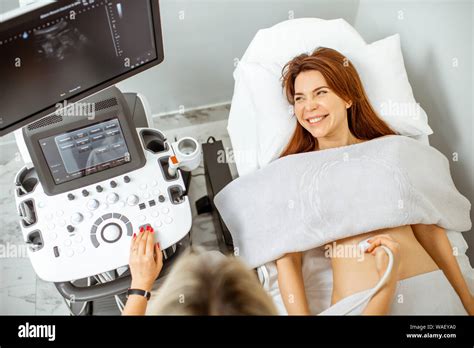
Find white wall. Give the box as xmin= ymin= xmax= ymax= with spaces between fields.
xmin=0 ymin=0 xmax=19 ymax=16
xmin=117 ymin=0 xmax=360 ymax=115
xmin=353 ymin=0 xmax=474 ymax=261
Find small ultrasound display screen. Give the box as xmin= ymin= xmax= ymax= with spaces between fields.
xmin=39 ymin=118 xmax=130 ymax=184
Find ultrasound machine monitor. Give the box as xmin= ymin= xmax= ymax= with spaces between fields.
xmin=0 ymin=0 xmax=164 ymax=136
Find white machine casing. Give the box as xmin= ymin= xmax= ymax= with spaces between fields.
xmin=14 ymin=126 xmax=195 ymax=282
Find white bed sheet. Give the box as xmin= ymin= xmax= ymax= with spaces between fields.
xmin=258 ymin=230 xmax=474 ymax=315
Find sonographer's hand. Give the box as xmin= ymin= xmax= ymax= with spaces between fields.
xmin=129 ymin=226 xmax=163 ymax=291
xmin=361 ymin=234 xmax=401 ymax=315
xmin=365 ymin=234 xmax=401 ymax=280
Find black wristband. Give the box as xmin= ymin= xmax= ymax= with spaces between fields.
xmin=127 ymin=288 xmax=151 ymax=300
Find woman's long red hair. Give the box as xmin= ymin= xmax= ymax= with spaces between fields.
xmin=280 ymin=47 xmax=396 ymax=157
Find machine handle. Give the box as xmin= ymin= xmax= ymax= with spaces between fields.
xmin=54 ymin=274 xmax=132 ymax=302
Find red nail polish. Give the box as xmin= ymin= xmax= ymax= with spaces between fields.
xmin=140 ymin=227 xmax=144 ymax=232
xmin=151 ymin=229 xmax=154 ymax=233
xmin=146 ymin=225 xmax=151 ymax=231
xmin=133 ymin=233 xmax=136 ymax=239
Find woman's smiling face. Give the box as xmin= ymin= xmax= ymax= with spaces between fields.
xmin=293 ymin=70 xmax=352 ymax=139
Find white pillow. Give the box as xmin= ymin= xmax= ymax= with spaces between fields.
xmin=348 ymin=34 xmax=432 ymax=137
xmin=227 ymin=66 xmax=261 ymax=174
xmin=228 ymin=19 xmax=433 ymax=175
xmin=241 ymin=18 xmax=367 ymax=66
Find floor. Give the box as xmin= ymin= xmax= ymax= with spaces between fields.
xmin=0 ymin=103 xmax=236 ymax=315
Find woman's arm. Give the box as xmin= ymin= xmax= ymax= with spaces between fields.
xmin=412 ymin=224 xmax=473 ymax=314
xmin=362 ymin=235 xmax=401 ymax=315
xmin=362 ymin=279 xmax=397 ymax=315
xmin=276 ymin=252 xmax=311 ymax=315
xmin=122 ymin=227 xmax=163 ymax=316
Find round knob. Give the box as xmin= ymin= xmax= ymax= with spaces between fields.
xmin=158 ymin=195 xmax=165 ymax=203
xmin=96 ymin=185 xmax=103 ymax=193
xmin=110 ymin=180 xmax=117 ymax=188
xmin=87 ymin=199 xmax=100 ymax=210
xmin=126 ymin=194 xmax=139 ymax=206
xmin=106 ymin=193 xmax=119 ymax=204
xmin=71 ymin=212 xmax=84 ymax=224
xmin=67 ymin=225 xmax=75 ymax=233
xmin=67 ymin=193 xmax=75 ymax=201
xmin=101 ymin=223 xmax=122 ymax=243
xmin=124 ymin=176 xmax=130 ymax=183
xmin=82 ymin=189 xmax=89 ymax=197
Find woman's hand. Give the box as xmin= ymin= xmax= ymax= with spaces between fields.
xmin=129 ymin=226 xmax=163 ymax=292
xmin=366 ymin=234 xmax=401 ymax=281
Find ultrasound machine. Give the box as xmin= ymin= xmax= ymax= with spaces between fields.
xmin=1 ymin=0 xmax=204 ymax=314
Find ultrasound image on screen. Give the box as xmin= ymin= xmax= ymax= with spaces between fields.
xmin=39 ymin=118 xmax=131 ymax=184
xmin=0 ymin=0 xmax=157 ymax=131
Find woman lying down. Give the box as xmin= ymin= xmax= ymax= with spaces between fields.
xmin=214 ymin=47 xmax=474 ymax=315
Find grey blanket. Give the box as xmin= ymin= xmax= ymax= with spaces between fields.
xmin=214 ymin=135 xmax=471 ymax=268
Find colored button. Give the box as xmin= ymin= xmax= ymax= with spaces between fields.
xmin=120 ymin=216 xmax=130 ymax=224
xmin=126 ymin=222 xmax=133 ymax=236
xmin=90 ymin=234 xmax=100 ymax=248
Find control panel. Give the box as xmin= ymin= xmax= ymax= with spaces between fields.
xmin=15 ymin=127 xmax=194 ymax=282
